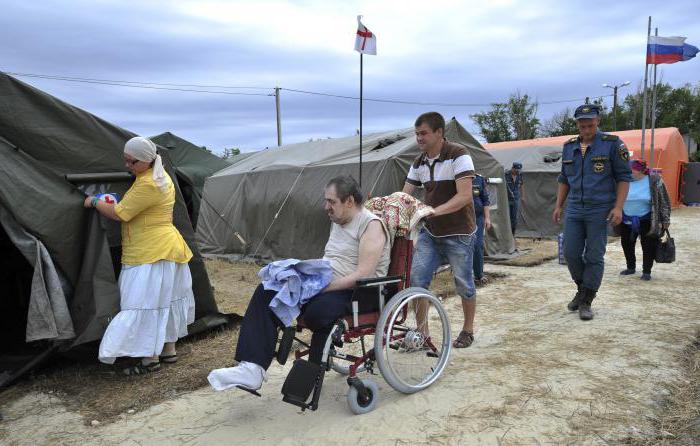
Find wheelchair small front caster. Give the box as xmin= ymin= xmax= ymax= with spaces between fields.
xmin=346 ymin=378 xmax=379 ymax=414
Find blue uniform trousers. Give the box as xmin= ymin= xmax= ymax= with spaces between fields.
xmin=508 ymin=201 xmax=518 ymax=236
xmin=235 ymin=284 xmax=352 ymax=369
xmin=473 ymin=214 xmax=485 ymax=280
xmin=563 ymin=204 xmax=611 ymax=292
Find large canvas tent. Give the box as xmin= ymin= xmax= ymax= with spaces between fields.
xmin=486 ymin=127 xmax=688 ymax=237
xmin=485 ymin=145 xmax=564 ymax=237
xmin=149 ymin=132 xmax=231 ymax=228
xmin=0 ymin=73 xmax=222 ymax=387
xmin=197 ymin=118 xmax=516 ymax=261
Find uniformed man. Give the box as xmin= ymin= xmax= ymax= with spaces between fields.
xmin=472 ymin=174 xmax=492 ymax=285
xmin=552 ymin=104 xmax=632 ymax=320
xmin=505 ymin=162 xmax=524 ymax=237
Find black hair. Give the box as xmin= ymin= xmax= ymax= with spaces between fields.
xmin=414 ymin=112 xmax=446 ymax=133
xmin=326 ymin=175 xmax=363 ymax=207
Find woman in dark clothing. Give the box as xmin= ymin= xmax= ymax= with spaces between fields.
xmin=618 ymin=159 xmax=671 ymax=281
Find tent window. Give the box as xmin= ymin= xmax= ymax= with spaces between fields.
xmin=371 ymin=135 xmax=406 ymax=151
xmin=543 ymin=152 xmax=561 ymax=163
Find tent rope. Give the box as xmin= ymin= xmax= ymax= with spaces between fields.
xmin=252 ymin=166 xmax=306 ymax=257
xmin=367 ymin=159 xmax=390 ymax=197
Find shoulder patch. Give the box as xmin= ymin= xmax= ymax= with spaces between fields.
xmin=618 ymin=146 xmax=630 ymax=161
xmin=601 ymin=134 xmax=620 ymax=141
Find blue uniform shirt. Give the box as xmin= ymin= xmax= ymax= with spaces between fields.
xmin=505 ymin=170 xmax=523 ymax=203
xmin=558 ymin=131 xmax=632 ymax=207
xmin=472 ymin=174 xmax=490 ymax=217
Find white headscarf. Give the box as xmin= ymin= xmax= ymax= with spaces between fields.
xmin=124 ymin=136 xmax=169 ymax=193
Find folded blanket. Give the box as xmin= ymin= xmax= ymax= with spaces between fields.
xmin=259 ymin=258 xmax=333 ymax=327
xmin=365 ymin=192 xmax=434 ymax=244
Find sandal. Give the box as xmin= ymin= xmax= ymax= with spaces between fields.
xmin=453 ymin=330 xmax=474 ymax=348
xmin=160 ymin=354 xmax=178 ymax=364
xmin=123 ymin=361 xmax=161 ymax=376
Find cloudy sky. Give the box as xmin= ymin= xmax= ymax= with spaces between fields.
xmin=2 ymin=0 xmax=699 ymax=154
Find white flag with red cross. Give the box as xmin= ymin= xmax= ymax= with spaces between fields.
xmin=354 ymin=16 xmax=376 ymax=55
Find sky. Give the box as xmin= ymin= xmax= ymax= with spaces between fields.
xmin=2 ymin=0 xmax=699 ymax=154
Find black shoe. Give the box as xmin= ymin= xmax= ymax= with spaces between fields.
xmin=578 ymin=288 xmax=596 ymax=321
xmin=567 ymin=283 xmax=583 ymax=311
xmin=619 ymin=268 xmax=636 ymax=275
xmin=641 ymin=273 xmax=651 ymax=281
xmin=578 ymin=304 xmax=593 ymax=320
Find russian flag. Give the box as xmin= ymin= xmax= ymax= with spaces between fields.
xmin=647 ymin=36 xmax=699 ymax=64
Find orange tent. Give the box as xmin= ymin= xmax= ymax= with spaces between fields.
xmin=486 ymin=127 xmax=688 ymax=207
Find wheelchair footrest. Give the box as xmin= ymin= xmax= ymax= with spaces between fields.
xmin=281 ymin=359 xmax=324 ymax=410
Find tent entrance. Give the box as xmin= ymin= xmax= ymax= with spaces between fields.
xmin=0 ymin=224 xmax=56 ymax=387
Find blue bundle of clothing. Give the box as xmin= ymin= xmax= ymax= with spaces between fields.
xmin=259 ymin=258 xmax=333 ymax=327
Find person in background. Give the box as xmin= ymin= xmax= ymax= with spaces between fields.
xmin=85 ymin=136 xmax=195 ymax=375
xmin=505 ymin=162 xmax=524 ymax=237
xmin=472 ymin=174 xmax=492 ymax=286
xmin=617 ymin=159 xmax=671 ymax=281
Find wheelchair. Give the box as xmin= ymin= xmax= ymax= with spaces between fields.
xmin=275 ymin=236 xmax=452 ymax=414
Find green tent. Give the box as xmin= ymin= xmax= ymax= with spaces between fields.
xmin=196 ymin=118 xmax=516 ymax=261
xmin=149 ymin=132 xmax=231 ymax=228
xmin=0 ymin=72 xmax=223 ymax=387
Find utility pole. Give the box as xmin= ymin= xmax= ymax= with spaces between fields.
xmin=602 ymin=81 xmax=631 ymax=130
xmin=275 ymin=87 xmax=282 ymax=147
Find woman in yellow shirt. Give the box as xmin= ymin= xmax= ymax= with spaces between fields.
xmin=84 ymin=136 xmax=194 ymax=375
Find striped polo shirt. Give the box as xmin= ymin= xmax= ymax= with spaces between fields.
xmin=406 ymin=140 xmax=477 ymax=236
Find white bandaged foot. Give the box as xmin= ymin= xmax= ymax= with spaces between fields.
xmin=207 ymin=361 xmax=267 ymax=392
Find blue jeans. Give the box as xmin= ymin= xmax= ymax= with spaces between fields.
xmin=473 ymin=215 xmax=485 ymax=280
xmin=411 ymin=229 xmax=476 ymax=300
xmin=563 ymin=204 xmax=611 ymax=292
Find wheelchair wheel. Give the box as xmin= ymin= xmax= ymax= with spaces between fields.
xmin=346 ymin=379 xmax=379 ymax=415
xmin=374 ymin=287 xmax=451 ymax=394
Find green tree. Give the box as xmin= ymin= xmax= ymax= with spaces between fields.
xmin=221 ymin=147 xmax=241 ymax=159
xmin=470 ymin=92 xmax=539 ymax=142
xmin=539 ymin=108 xmax=579 ymax=137
xmin=616 ymin=82 xmax=700 ymax=140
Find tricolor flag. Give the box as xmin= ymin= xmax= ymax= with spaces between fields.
xmin=647 ymin=36 xmax=698 ymax=64
xmin=354 ymin=16 xmax=376 ymax=55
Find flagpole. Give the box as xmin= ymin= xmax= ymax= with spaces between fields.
xmin=640 ymin=16 xmax=651 ymax=160
xmin=359 ymin=53 xmax=363 ymax=188
xmin=650 ymin=27 xmax=659 ymax=170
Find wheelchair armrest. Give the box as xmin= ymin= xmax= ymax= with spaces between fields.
xmin=354 ymin=275 xmax=403 ymax=288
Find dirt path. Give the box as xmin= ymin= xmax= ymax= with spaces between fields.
xmin=2 ymin=208 xmax=698 ymax=445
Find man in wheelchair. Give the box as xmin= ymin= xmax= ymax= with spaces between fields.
xmin=208 ymin=175 xmax=391 ymax=395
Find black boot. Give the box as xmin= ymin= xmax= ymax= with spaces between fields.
xmin=567 ymin=282 xmax=583 ymax=311
xmin=578 ymin=288 xmax=596 ymax=321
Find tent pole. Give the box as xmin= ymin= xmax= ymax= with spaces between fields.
xmin=650 ymin=27 xmax=658 ymax=170
xmin=640 ymin=16 xmax=651 ymax=159
xmin=275 ymin=87 xmax=282 ymax=147
xmin=359 ymin=53 xmax=363 ymax=188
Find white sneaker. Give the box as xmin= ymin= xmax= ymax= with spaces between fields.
xmin=208 ymin=361 xmax=267 ymax=392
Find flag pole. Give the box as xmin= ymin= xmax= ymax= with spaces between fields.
xmin=359 ymin=52 xmax=363 ymax=188
xmin=640 ymin=16 xmax=651 ymax=160
xmin=650 ymin=27 xmax=659 ymax=170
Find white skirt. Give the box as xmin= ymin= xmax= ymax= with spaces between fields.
xmin=98 ymin=260 xmax=195 ymax=364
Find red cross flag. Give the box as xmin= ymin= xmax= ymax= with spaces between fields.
xmin=354 ymin=15 xmax=376 ymax=55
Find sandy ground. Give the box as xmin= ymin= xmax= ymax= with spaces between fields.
xmin=1 ymin=208 xmax=698 ymax=445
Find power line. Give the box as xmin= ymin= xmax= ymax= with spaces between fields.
xmin=5 ymin=71 xmax=613 ymax=106
xmin=282 ymin=87 xmax=612 ymax=107
xmin=5 ymin=72 xmax=273 ymax=97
